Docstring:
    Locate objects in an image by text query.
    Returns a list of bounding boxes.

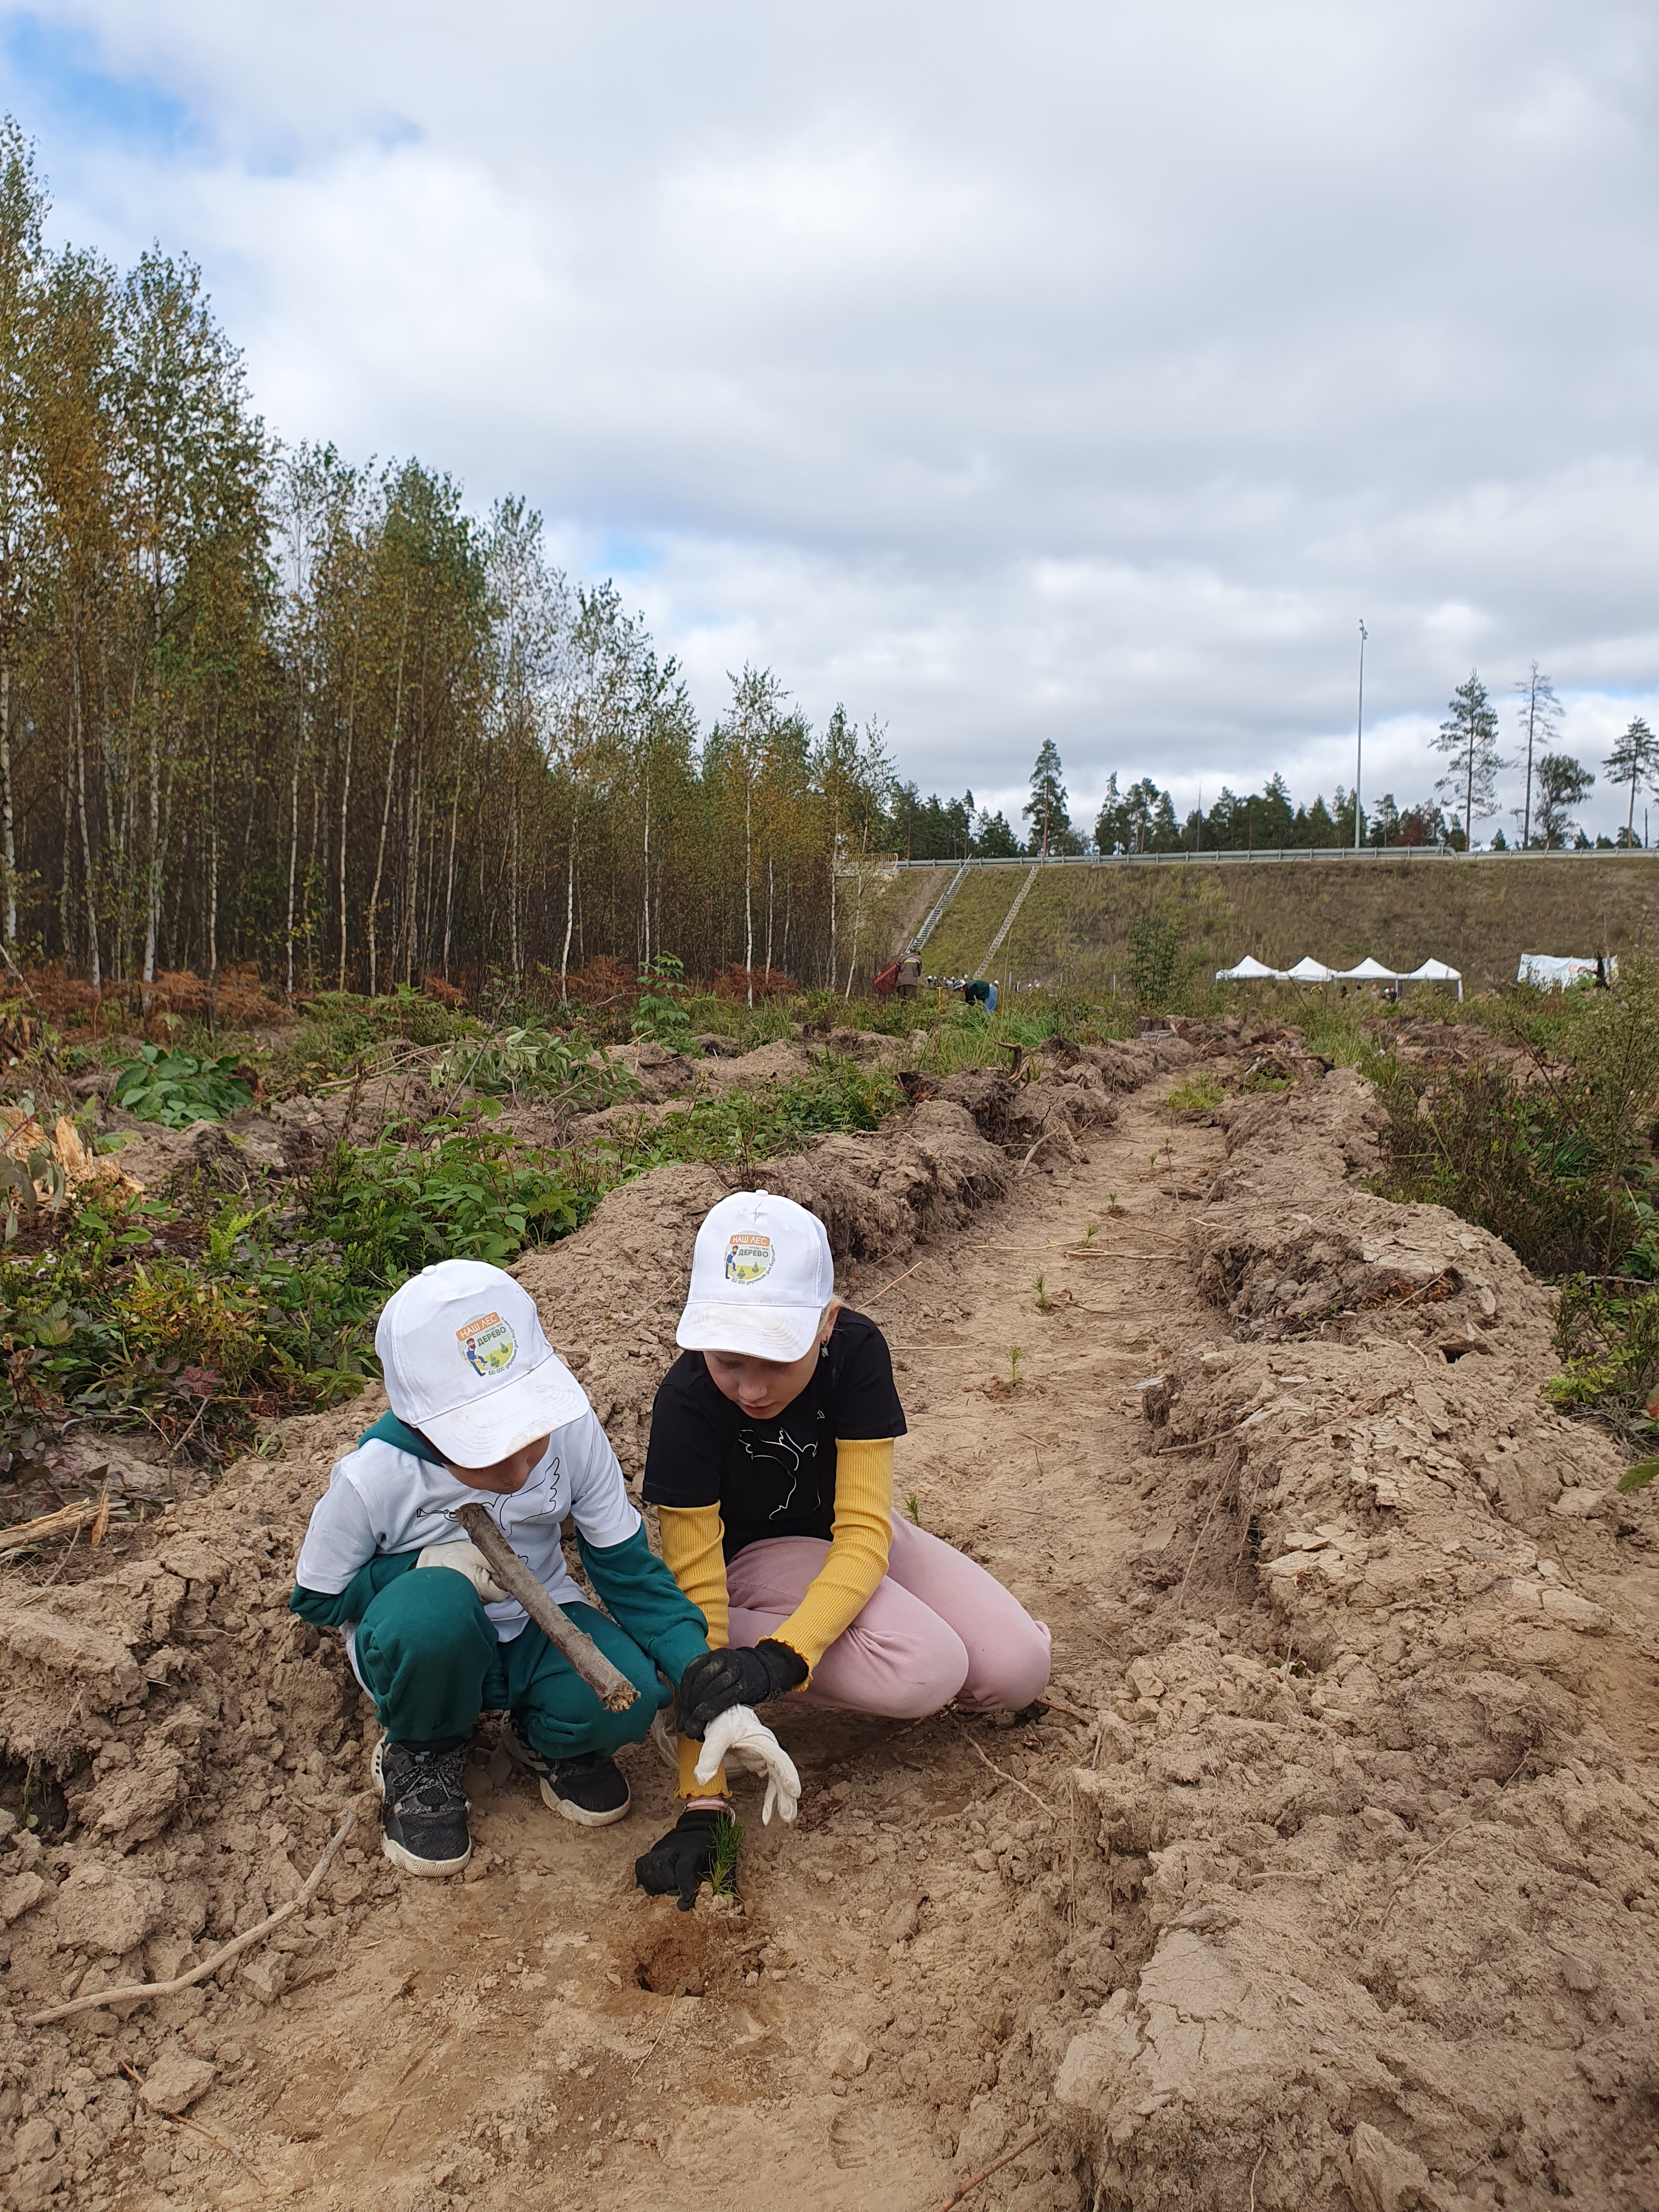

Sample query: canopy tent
[1214,952,1463,997]
[1517,953,1611,992]
[1405,957,1462,1000]
[1335,956,1400,981]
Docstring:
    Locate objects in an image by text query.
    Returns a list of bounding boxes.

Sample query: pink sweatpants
[725,1515,1051,1719]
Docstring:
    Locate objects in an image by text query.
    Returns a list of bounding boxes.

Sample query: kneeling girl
[643,1192,1051,1816]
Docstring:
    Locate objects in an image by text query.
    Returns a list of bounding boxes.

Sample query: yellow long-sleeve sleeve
[657,1502,730,1649]
[771,1438,894,1678]
[658,1504,731,1800]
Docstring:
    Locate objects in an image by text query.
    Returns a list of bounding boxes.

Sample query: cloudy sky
[5,1,1659,842]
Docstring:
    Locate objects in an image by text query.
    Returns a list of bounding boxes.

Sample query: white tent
[1215,955,1282,980]
[1517,953,1610,991]
[1284,956,1336,982]
[1335,956,1400,980]
[1406,957,1463,1001]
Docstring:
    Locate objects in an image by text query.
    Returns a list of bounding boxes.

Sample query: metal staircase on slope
[975,866,1040,979]
[911,859,970,950]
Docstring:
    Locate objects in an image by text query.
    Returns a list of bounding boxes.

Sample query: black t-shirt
[643,1309,906,1559]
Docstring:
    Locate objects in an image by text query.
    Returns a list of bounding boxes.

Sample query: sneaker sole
[501,1720,634,1825]
[381,1831,473,1878]
[537,1774,632,1826]
[371,1735,473,1877]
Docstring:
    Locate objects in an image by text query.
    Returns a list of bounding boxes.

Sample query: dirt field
[2,1036,1657,2211]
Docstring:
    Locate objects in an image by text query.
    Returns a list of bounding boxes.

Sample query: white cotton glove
[414,1538,506,1604]
[694,1705,800,1826]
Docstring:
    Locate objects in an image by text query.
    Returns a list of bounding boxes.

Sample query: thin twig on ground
[26,1805,357,2025]
[957,1725,1052,1813]
[0,1498,99,1555]
[933,2127,1049,2210]
[120,2062,263,2179]
[863,1256,930,1306]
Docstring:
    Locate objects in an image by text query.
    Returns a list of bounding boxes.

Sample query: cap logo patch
[458,1311,517,1377]
[724,1232,774,1284]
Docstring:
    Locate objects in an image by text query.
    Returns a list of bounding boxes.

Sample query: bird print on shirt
[739,1424,822,1520]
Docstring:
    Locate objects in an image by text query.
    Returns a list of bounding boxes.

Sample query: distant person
[962,978,992,1009]
[895,945,922,1001]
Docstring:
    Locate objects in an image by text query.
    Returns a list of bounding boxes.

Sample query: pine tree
[1513,664,1561,849]
[1022,738,1079,855]
[1604,717,1659,845]
[1432,671,1506,849]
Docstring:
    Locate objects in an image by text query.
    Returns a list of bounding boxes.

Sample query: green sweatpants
[353,1566,670,1758]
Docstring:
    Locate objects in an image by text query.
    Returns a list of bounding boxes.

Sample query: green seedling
[1079,1221,1100,1246]
[1106,1191,1126,1217]
[904,1491,922,1526]
[1007,1345,1026,1386]
[1033,1273,1053,1312]
[709,1812,743,1899]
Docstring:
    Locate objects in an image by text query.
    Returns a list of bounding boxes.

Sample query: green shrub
[431,1025,636,1111]
[631,955,695,1052]
[304,1125,586,1284]
[111,1045,255,1128]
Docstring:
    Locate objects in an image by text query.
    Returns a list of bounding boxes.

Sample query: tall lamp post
[1353,619,1368,851]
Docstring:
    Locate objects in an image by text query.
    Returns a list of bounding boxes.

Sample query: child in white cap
[636,1190,1050,1886]
[290,1260,714,1878]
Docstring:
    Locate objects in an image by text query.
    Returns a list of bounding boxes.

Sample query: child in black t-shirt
[637,1190,1051,1836]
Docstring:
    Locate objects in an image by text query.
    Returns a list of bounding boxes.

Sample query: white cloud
[8,0,1659,839]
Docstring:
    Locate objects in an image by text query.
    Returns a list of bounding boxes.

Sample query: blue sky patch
[1,13,196,154]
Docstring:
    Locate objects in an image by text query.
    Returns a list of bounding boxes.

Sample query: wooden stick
[121,2062,263,2180]
[0,1498,98,1555]
[25,1806,357,2027]
[453,1502,638,1712]
[933,2126,1049,2209]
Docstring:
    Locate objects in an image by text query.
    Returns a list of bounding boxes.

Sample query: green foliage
[601,1060,903,1183]
[1166,1072,1224,1115]
[112,1045,254,1128]
[1124,912,1191,1012]
[1618,1459,1659,1495]
[0,1190,382,1460]
[1544,1278,1659,1433]
[631,954,694,1052]
[1368,962,1659,1281]
[304,1125,585,1284]
[431,1024,635,1110]
[709,1812,743,1898]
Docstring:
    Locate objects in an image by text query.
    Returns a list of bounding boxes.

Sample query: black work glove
[635,1808,724,1912]
[676,1639,809,1738]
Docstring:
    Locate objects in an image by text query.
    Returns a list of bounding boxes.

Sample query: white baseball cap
[375,1260,589,1466]
[675,1190,836,1363]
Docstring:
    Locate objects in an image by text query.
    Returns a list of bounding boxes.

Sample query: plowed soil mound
[2,1040,1656,2212]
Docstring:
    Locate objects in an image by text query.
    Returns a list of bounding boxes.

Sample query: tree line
[894,674,1659,867]
[0,125,896,1002]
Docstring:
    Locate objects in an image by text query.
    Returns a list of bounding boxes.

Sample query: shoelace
[391,1746,466,1819]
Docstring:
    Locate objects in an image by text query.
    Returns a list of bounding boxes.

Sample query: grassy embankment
[882,852,1659,997]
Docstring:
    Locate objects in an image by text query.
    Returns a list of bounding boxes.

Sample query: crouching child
[290,1260,713,1878]
[642,1190,1052,1839]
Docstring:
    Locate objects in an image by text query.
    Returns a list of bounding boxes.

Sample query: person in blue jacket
[289,1260,712,1880]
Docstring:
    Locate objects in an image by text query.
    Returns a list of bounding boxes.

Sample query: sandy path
[183,1079,1210,2212]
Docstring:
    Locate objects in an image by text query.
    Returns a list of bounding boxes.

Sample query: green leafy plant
[1033,1273,1053,1312]
[904,1490,922,1525]
[1617,1459,1659,1495]
[431,1024,635,1110]
[631,954,694,1052]
[112,1045,254,1128]
[1007,1345,1026,1386]
[1165,1072,1223,1115]
[304,1126,585,1284]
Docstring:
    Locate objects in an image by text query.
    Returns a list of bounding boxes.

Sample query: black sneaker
[501,1720,631,1827]
[372,1736,472,1876]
